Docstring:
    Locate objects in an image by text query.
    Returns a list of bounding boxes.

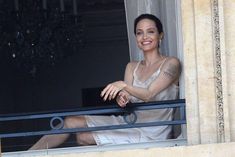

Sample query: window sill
[3,138,187,157]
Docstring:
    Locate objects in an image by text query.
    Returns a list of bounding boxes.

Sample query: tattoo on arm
[162,63,178,80]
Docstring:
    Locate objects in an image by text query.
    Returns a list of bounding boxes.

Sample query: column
[181,0,234,144]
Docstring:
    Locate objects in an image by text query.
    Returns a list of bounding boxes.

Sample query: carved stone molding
[212,0,225,142]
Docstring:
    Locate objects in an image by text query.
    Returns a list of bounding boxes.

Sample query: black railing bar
[0,99,185,117]
[0,103,185,122]
[132,103,185,110]
[0,108,125,122]
[129,99,185,106]
[0,120,186,138]
[180,106,186,120]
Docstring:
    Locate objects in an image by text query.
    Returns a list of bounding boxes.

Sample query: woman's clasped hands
[100,81,129,107]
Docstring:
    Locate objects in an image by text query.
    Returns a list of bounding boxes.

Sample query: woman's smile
[142,41,152,45]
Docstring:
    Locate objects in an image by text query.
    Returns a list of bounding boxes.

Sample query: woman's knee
[64,116,87,129]
[76,132,96,146]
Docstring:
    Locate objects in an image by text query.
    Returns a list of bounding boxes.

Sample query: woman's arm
[124,57,181,102]
[100,62,135,101]
[101,57,181,102]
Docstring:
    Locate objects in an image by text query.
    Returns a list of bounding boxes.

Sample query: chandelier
[0,0,85,77]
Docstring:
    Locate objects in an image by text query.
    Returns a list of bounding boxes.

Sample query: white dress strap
[158,57,168,71]
[133,61,141,77]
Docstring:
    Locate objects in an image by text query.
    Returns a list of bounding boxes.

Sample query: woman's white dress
[85,59,179,145]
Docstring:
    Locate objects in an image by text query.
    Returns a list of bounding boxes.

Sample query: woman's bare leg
[76,132,96,146]
[29,133,70,150]
[29,116,90,150]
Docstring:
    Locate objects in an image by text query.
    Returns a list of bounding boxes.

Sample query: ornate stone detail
[212,0,225,142]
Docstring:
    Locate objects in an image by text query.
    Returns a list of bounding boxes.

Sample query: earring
[158,39,162,48]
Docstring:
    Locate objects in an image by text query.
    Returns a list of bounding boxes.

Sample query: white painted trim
[2,139,187,157]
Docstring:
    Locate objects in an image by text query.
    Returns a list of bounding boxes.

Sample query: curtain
[124,0,179,59]
[124,0,158,61]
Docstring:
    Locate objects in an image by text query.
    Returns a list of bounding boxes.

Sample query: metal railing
[0,99,186,153]
[0,99,186,140]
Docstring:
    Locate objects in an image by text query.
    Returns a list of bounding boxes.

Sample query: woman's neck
[143,49,163,66]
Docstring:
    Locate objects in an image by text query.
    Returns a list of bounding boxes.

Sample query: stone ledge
[2,138,187,157]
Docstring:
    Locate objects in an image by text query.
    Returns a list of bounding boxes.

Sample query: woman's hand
[116,91,130,107]
[100,81,127,101]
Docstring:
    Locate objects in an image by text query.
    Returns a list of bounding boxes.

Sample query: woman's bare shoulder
[161,56,181,79]
[126,61,140,71]
[164,56,181,67]
[165,56,180,62]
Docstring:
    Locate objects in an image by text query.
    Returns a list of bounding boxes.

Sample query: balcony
[0,99,186,156]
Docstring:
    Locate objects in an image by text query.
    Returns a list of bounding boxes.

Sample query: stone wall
[224,0,235,142]
[182,0,235,144]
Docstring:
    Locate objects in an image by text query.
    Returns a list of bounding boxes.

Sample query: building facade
[1,0,235,156]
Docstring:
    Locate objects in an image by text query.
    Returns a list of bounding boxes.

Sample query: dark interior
[0,0,129,152]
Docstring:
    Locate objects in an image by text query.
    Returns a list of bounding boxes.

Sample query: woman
[29,14,181,149]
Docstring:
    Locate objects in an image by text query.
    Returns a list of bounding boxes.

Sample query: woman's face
[135,19,162,52]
